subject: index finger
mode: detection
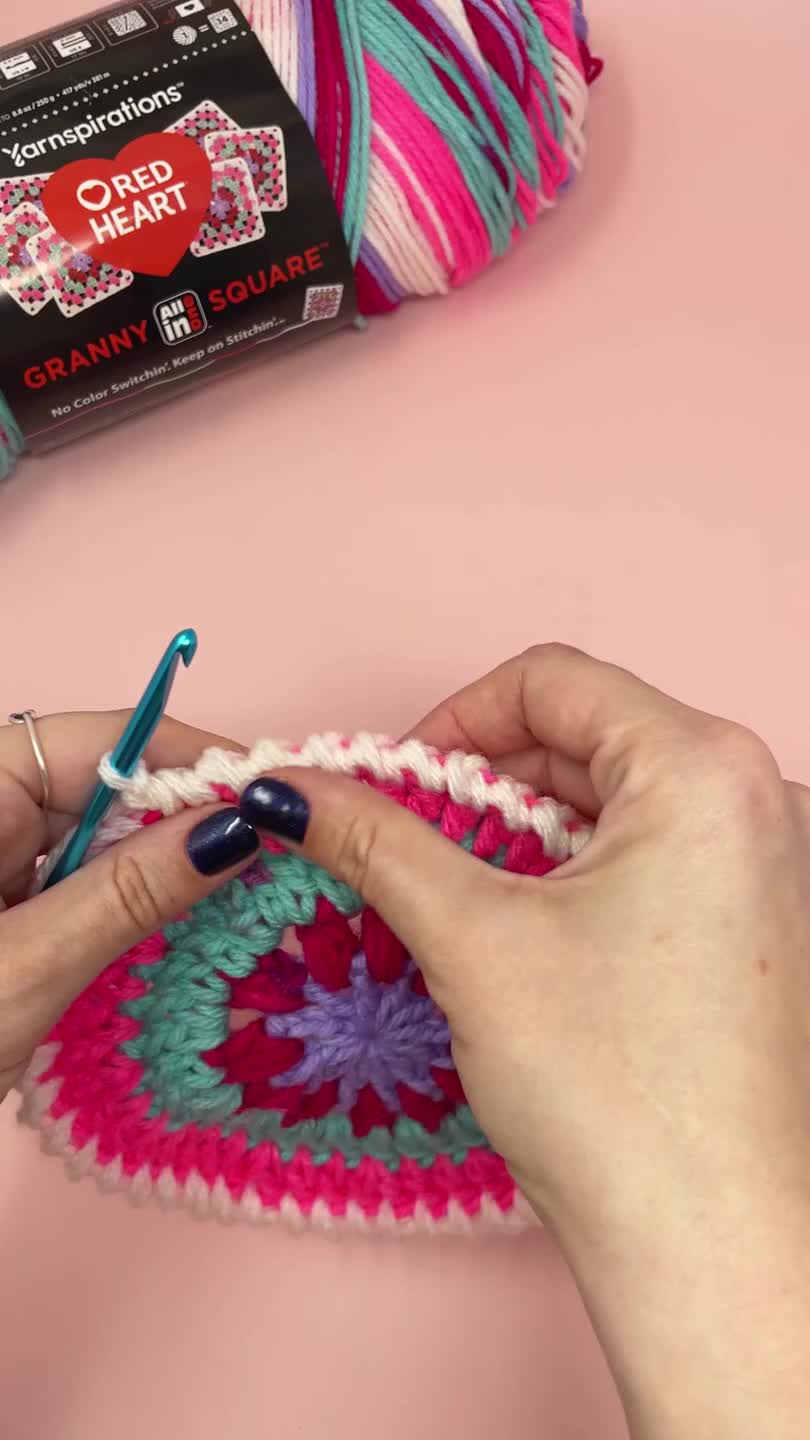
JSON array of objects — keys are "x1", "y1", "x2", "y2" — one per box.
[
  {"x1": 405, "y1": 645, "x2": 690, "y2": 801},
  {"x1": 0, "y1": 711, "x2": 245, "y2": 818}
]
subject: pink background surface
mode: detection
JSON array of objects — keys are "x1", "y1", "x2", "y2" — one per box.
[{"x1": 2, "y1": 2, "x2": 809, "y2": 1437}]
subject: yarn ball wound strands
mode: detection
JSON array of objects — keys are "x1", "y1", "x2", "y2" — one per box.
[
  {"x1": 22, "y1": 734, "x2": 593, "y2": 1233},
  {"x1": 0, "y1": 0, "x2": 601, "y2": 479}
]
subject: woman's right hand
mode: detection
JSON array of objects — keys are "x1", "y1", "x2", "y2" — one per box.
[{"x1": 241, "y1": 645, "x2": 810, "y2": 1440}]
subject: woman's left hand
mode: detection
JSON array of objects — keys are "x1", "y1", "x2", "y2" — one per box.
[{"x1": 0, "y1": 712, "x2": 262, "y2": 1102}]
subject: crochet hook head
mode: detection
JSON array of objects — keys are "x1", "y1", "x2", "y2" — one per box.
[
  {"x1": 109, "y1": 627, "x2": 198, "y2": 778},
  {"x1": 42, "y1": 628, "x2": 198, "y2": 890}
]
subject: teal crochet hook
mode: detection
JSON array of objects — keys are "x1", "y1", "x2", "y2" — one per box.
[{"x1": 43, "y1": 628, "x2": 198, "y2": 890}]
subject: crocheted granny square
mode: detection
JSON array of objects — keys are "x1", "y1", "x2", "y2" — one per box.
[{"x1": 21, "y1": 736, "x2": 591, "y2": 1234}]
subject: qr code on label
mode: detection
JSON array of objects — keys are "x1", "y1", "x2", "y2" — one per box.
[
  {"x1": 302, "y1": 284, "x2": 344, "y2": 323},
  {"x1": 210, "y1": 8, "x2": 238, "y2": 32},
  {"x1": 108, "y1": 10, "x2": 147, "y2": 36}
]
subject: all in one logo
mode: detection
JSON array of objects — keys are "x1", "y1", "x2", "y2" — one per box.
[{"x1": 154, "y1": 289, "x2": 208, "y2": 344}]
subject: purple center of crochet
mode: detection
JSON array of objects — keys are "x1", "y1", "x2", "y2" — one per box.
[{"x1": 265, "y1": 953, "x2": 453, "y2": 1113}]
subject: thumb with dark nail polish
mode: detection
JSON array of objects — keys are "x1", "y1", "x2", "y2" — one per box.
[{"x1": 240, "y1": 778, "x2": 310, "y2": 844}]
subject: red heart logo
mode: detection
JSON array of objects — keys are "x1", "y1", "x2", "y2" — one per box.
[{"x1": 42, "y1": 133, "x2": 212, "y2": 279}]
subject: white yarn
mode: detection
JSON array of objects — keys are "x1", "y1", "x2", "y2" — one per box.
[{"x1": 91, "y1": 732, "x2": 591, "y2": 862}]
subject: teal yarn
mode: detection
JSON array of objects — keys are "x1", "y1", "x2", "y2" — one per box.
[
  {"x1": 0, "y1": 394, "x2": 24, "y2": 480},
  {"x1": 333, "y1": 0, "x2": 372, "y2": 262}
]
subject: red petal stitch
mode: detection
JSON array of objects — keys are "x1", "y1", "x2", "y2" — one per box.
[
  {"x1": 283, "y1": 1080, "x2": 340, "y2": 1127},
  {"x1": 240, "y1": 1081, "x2": 305, "y2": 1112},
  {"x1": 431, "y1": 1065, "x2": 466, "y2": 1104},
  {"x1": 235, "y1": 1034, "x2": 305, "y2": 1082},
  {"x1": 203, "y1": 1021, "x2": 255, "y2": 1066},
  {"x1": 397, "y1": 1085, "x2": 454, "y2": 1133},
  {"x1": 228, "y1": 973, "x2": 306, "y2": 1014},
  {"x1": 299, "y1": 898, "x2": 355, "y2": 989},
  {"x1": 361, "y1": 909, "x2": 407, "y2": 982},
  {"x1": 351, "y1": 1084, "x2": 396, "y2": 1136},
  {"x1": 204, "y1": 1023, "x2": 304, "y2": 1082}
]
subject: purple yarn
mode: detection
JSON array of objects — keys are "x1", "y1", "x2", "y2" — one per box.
[
  {"x1": 239, "y1": 859, "x2": 272, "y2": 888},
  {"x1": 572, "y1": 0, "x2": 589, "y2": 43},
  {"x1": 295, "y1": 0, "x2": 317, "y2": 132},
  {"x1": 267, "y1": 949, "x2": 308, "y2": 998},
  {"x1": 499, "y1": 0, "x2": 525, "y2": 30},
  {"x1": 468, "y1": 0, "x2": 526, "y2": 86},
  {"x1": 358, "y1": 237, "x2": 406, "y2": 303},
  {"x1": 265, "y1": 953, "x2": 452, "y2": 1113}
]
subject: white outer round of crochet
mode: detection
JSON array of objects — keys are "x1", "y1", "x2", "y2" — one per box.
[{"x1": 76, "y1": 732, "x2": 593, "y2": 863}]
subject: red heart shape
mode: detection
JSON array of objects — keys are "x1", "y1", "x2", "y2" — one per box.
[{"x1": 42, "y1": 133, "x2": 212, "y2": 279}]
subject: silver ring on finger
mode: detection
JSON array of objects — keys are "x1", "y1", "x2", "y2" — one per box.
[{"x1": 8, "y1": 710, "x2": 51, "y2": 811}]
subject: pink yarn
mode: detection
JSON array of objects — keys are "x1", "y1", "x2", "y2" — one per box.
[{"x1": 366, "y1": 57, "x2": 491, "y2": 289}]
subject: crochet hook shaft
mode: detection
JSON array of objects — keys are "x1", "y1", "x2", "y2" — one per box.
[{"x1": 43, "y1": 628, "x2": 198, "y2": 890}]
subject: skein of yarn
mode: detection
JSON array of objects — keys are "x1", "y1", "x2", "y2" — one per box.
[{"x1": 0, "y1": 0, "x2": 600, "y2": 479}]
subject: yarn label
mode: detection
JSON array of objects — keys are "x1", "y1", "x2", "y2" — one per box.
[{"x1": 0, "y1": 1, "x2": 356, "y2": 452}]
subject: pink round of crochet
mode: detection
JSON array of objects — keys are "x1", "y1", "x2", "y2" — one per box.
[{"x1": 21, "y1": 735, "x2": 590, "y2": 1234}]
